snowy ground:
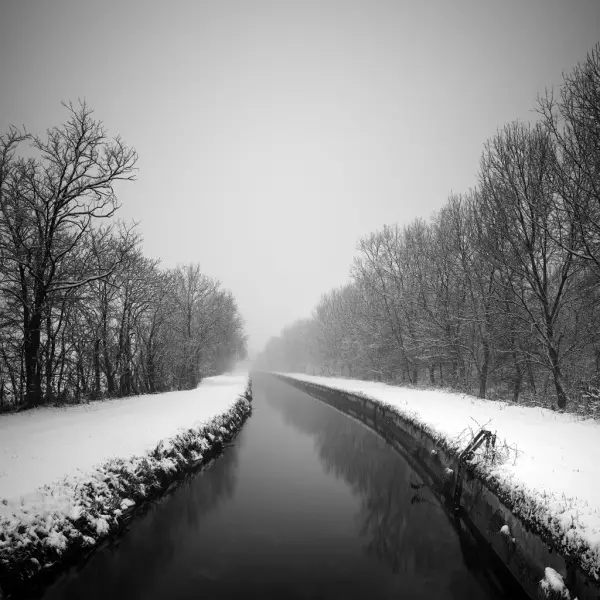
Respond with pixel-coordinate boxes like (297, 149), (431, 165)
(0, 373), (250, 594)
(281, 373), (600, 579)
(0, 374), (248, 503)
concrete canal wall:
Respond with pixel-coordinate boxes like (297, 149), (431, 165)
(274, 373), (600, 600)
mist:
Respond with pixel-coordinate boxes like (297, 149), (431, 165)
(2, 0), (599, 355)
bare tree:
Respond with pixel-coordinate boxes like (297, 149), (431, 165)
(478, 122), (579, 408)
(0, 102), (137, 406)
(255, 47), (600, 412)
(538, 43), (600, 274)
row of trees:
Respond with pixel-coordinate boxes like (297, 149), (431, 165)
(0, 103), (246, 408)
(257, 44), (600, 410)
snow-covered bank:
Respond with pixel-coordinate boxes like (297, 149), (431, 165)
(0, 374), (252, 597)
(280, 373), (600, 583)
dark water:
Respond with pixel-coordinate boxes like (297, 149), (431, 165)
(41, 373), (521, 599)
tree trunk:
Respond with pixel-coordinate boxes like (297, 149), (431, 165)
(546, 314), (568, 409)
(526, 356), (537, 395)
(45, 311), (55, 403)
(478, 340), (490, 399)
(78, 357), (88, 396)
(103, 346), (115, 396)
(93, 339), (101, 398)
(548, 345), (568, 409)
(102, 311), (115, 395)
(146, 345), (156, 393)
(24, 311), (43, 407)
(120, 335), (132, 396)
(512, 348), (522, 402)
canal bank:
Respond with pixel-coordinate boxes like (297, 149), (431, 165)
(273, 372), (599, 600)
(0, 378), (252, 599)
(37, 372), (523, 599)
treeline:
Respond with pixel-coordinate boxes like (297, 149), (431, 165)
(0, 103), (246, 409)
(257, 44), (600, 411)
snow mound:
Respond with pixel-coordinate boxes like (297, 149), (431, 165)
(539, 567), (571, 599)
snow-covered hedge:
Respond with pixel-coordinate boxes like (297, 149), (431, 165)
(0, 392), (252, 598)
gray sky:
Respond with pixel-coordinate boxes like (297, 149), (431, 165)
(1, 0), (599, 353)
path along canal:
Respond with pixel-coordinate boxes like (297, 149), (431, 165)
(40, 373), (526, 599)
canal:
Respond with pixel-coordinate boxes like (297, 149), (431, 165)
(40, 373), (525, 599)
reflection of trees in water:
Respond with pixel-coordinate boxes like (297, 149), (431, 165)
(265, 386), (456, 576)
(265, 382), (521, 599)
(320, 416), (456, 576)
(43, 444), (240, 600)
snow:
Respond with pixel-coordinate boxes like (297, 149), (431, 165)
(281, 373), (600, 578)
(0, 373), (250, 594)
(0, 374), (247, 503)
(44, 531), (68, 552)
(119, 499), (135, 510)
(540, 567), (571, 599)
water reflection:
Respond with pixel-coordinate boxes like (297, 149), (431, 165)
(264, 388), (452, 566)
(43, 441), (240, 600)
(39, 374), (522, 600)
(263, 379), (518, 598)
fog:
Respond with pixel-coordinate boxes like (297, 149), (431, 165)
(2, 0), (599, 353)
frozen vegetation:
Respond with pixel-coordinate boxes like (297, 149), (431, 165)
(281, 373), (600, 581)
(0, 374), (251, 595)
(258, 46), (600, 420)
(0, 105), (247, 411)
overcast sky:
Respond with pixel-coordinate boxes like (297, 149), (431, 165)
(1, 0), (599, 353)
